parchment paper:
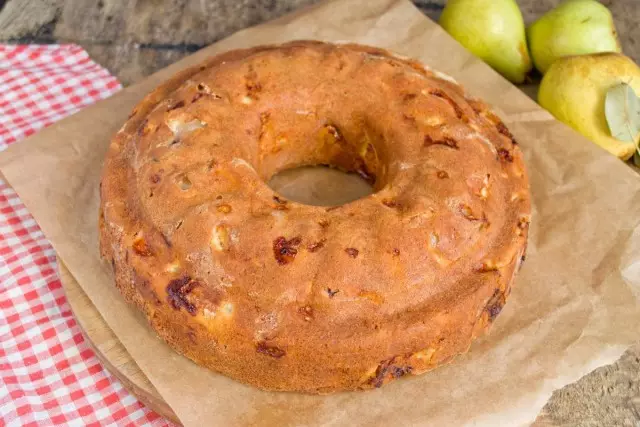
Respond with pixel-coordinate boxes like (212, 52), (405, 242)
(2, 0), (640, 425)
(269, 166), (373, 206)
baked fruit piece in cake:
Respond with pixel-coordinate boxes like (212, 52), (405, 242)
(99, 40), (531, 393)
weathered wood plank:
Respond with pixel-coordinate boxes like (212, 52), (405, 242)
(1, 0), (637, 85)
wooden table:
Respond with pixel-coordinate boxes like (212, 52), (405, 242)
(1, 1), (639, 425)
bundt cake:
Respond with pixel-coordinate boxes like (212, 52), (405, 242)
(99, 41), (531, 393)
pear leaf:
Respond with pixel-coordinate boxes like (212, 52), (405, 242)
(605, 83), (640, 144)
(634, 150), (640, 168)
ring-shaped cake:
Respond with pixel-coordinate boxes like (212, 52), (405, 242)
(99, 41), (531, 393)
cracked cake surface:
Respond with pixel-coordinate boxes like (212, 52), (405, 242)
(99, 40), (531, 393)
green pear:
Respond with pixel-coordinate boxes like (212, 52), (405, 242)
(439, 0), (532, 84)
(538, 53), (640, 159)
(528, 0), (621, 74)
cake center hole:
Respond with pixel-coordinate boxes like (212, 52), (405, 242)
(267, 165), (374, 207)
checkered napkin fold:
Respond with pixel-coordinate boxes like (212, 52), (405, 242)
(0, 44), (172, 427)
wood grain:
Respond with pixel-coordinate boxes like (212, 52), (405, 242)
(58, 260), (181, 425)
(1, 0), (637, 85)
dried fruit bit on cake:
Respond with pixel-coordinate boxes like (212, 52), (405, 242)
(485, 289), (506, 322)
(167, 100), (185, 111)
(367, 358), (413, 388)
(132, 234), (152, 257)
(428, 88), (466, 120)
(478, 215), (491, 231)
(516, 216), (530, 235)
(424, 135), (459, 149)
(318, 124), (343, 145)
(497, 148), (514, 162)
(273, 195), (289, 210)
(495, 121), (516, 143)
(325, 124), (342, 141)
(307, 239), (326, 253)
(245, 71), (262, 95)
(382, 199), (401, 209)
(345, 247), (359, 258)
(476, 260), (499, 273)
(326, 288), (339, 297)
(137, 119), (152, 136)
(256, 342), (286, 358)
(273, 236), (302, 265)
(458, 204), (480, 221)
(166, 276), (199, 315)
(355, 163), (376, 185)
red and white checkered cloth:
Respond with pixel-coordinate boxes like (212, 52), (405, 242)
(0, 45), (172, 426)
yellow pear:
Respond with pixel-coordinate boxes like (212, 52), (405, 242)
(439, 0), (532, 84)
(538, 53), (640, 159)
(528, 0), (621, 74)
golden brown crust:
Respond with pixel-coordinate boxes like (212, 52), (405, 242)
(99, 41), (531, 393)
